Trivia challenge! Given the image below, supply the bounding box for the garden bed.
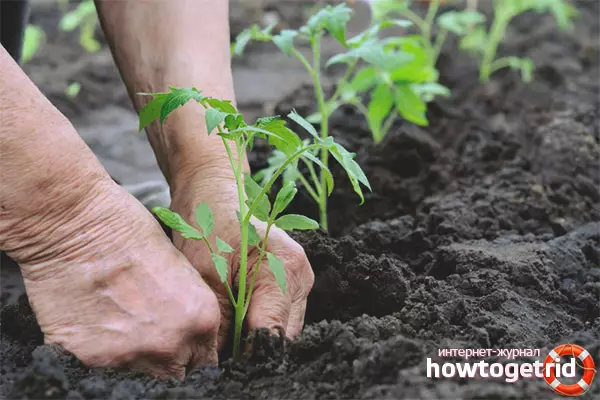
[1,1,599,399]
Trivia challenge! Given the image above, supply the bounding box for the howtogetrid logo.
[544,344,596,397]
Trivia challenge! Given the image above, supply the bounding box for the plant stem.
[221,136,248,360]
[480,10,510,82]
[242,223,273,318]
[202,236,237,306]
[432,28,447,65]
[400,8,427,33]
[298,173,320,203]
[311,33,330,232]
[304,158,322,196]
[379,110,398,143]
[244,144,322,225]
[329,60,358,105]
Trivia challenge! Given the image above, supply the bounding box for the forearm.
[0,47,110,257]
[95,0,246,189]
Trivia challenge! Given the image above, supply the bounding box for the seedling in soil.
[137,87,370,358]
[59,0,101,53]
[456,0,577,82]
[233,2,445,228]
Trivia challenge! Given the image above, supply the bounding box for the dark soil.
[2,1,599,399]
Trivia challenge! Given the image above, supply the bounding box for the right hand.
[5,174,220,379]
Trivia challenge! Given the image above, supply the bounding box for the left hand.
[169,166,315,349]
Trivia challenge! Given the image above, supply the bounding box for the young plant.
[457,0,577,82]
[137,87,370,358]
[21,25,45,64]
[233,2,446,228]
[59,0,101,53]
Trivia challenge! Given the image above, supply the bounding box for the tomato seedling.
[457,0,577,82]
[137,88,370,358]
[233,2,447,229]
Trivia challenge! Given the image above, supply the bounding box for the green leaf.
[505,57,535,83]
[411,82,451,102]
[160,87,204,124]
[266,252,287,293]
[59,12,81,31]
[138,95,168,132]
[248,222,261,246]
[195,202,215,237]
[395,85,428,126]
[65,82,81,99]
[232,25,273,56]
[275,214,319,231]
[345,67,379,97]
[21,25,45,64]
[330,144,371,203]
[288,110,320,139]
[205,108,229,134]
[152,207,204,239]
[273,30,298,55]
[79,22,100,53]
[367,84,395,142]
[323,3,352,46]
[224,114,245,131]
[211,254,228,283]
[273,181,297,217]
[205,98,238,114]
[302,152,334,195]
[368,0,410,21]
[438,11,486,36]
[459,26,488,55]
[327,39,413,71]
[244,174,271,221]
[216,237,234,253]
[257,118,303,154]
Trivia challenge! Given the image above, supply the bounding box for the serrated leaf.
[330,143,371,203]
[367,84,395,142]
[323,3,352,46]
[257,118,303,154]
[273,182,297,217]
[216,237,234,253]
[224,114,244,131]
[205,108,229,134]
[395,85,428,126]
[438,11,486,36]
[248,222,261,246]
[345,67,379,96]
[152,207,204,239]
[288,110,319,139]
[244,174,271,221]
[459,26,488,55]
[160,88,204,124]
[205,98,238,114]
[266,253,287,293]
[369,0,410,21]
[195,202,215,237]
[275,214,319,231]
[411,82,451,101]
[273,30,298,55]
[211,254,228,283]
[138,95,167,132]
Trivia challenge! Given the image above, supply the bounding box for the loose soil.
[1,1,599,399]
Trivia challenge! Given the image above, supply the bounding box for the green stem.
[311,33,330,232]
[298,173,320,203]
[399,8,427,33]
[244,144,322,226]
[378,110,398,144]
[488,57,515,75]
[221,136,248,360]
[242,223,273,318]
[480,12,510,82]
[329,60,358,105]
[432,28,448,65]
[304,158,322,196]
[203,236,237,307]
[424,0,440,40]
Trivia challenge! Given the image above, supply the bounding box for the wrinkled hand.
[13,178,220,380]
[170,167,315,348]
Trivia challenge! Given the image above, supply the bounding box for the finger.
[286,298,307,340]
[246,270,292,335]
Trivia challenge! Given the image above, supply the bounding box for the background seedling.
[59,0,101,53]
[233,2,446,229]
[457,0,577,82]
[138,88,369,358]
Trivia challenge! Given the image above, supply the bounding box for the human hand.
[169,166,315,349]
[5,172,220,379]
